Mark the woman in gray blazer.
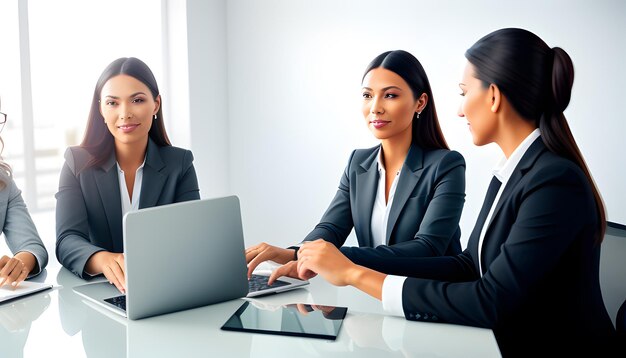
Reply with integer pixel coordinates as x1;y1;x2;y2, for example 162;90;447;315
246;50;466;279
0;106;48;288
55;58;200;293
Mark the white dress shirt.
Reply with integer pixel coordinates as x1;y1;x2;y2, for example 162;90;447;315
381;129;542;317
84;159;145;277
371;147;402;247
117;159;146;217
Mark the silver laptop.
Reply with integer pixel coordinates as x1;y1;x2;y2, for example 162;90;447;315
73;196;308;320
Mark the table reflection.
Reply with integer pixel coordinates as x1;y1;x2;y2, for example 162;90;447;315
56;267;253;357
57;267;126;358
0;286;51;358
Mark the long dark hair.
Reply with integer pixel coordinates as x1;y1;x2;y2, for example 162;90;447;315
80;57;171;170
465;28;606;244
362;50;449;150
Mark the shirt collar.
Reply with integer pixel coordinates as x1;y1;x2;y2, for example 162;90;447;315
377;147;385;172
376;147;402;175
116;157;147;173
493;128;541;183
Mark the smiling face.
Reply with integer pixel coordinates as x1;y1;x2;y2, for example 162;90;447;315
458;62;498;146
100;74;160;148
361;67;421;142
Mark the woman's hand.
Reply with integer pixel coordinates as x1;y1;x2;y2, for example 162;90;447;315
268;260;317;285
298;239;386;300
0;254;31;288
86;251;126;293
245;242;296;278
296;239;359;287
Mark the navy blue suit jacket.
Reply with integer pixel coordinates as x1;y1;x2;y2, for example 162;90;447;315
55;139;200;278
302;143;466;260
345;138;616;353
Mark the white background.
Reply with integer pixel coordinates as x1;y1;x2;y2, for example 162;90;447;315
2;0;624;253
185;0;625;249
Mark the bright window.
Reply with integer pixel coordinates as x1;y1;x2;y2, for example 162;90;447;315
1;0;163;212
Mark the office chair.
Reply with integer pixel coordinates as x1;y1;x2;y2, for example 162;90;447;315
617;299;626;333
599;222;626;330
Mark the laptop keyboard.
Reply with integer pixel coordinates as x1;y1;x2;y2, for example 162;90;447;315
101;275;289;309
104;295;127;311
248;274;290;293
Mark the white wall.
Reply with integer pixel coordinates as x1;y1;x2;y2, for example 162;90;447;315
186;0;626;249
186;0;231;199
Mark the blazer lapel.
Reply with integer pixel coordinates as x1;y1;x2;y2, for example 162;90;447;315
355;147;379;248
139;139;167;209
95;151;124;252
486;138;546;229
386;144;423;245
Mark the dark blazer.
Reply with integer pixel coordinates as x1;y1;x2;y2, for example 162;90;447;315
346;138;616;354
55;139;200;278
303;143;465;262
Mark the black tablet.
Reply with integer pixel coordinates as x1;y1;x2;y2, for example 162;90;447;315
221;301;348;340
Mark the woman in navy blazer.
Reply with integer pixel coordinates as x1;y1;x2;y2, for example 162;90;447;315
0;105;48;287
246;50;466;278
55;58;200;292
292;29;617;355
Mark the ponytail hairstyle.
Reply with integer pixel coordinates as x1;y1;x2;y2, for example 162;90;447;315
363;50;449;150
80;57;171;171
465;28;606;244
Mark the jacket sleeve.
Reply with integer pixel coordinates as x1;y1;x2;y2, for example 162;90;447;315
400;164;595;328
299;150;357;248
341;150;466;264
3;177;49;278
174;149;200;202
55;148;105;278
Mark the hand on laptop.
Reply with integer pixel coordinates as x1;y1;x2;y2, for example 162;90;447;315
85;251;126;294
268;260;317;285
297;239;361;287
0;254;32;289
245;243;296;279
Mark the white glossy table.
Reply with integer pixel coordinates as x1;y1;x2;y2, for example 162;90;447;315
1;260;501;357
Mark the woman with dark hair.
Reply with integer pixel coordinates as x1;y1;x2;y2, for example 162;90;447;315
246;50;466;279
0;100;48;287
55;57;200;292
290;29;617;354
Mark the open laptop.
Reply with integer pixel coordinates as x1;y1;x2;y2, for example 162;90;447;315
73;196;308;320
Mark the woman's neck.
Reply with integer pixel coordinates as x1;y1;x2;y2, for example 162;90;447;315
115;138;148;171
496;117;537;159
380;130;412;171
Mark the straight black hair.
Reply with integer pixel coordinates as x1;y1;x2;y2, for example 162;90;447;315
362;50;449;150
465;28;606;244
80;57;171;170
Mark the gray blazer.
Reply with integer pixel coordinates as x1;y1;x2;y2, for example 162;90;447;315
302;144;466;263
0;174;48;277
55;139;200;278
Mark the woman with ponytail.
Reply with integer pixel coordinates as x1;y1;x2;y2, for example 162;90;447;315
287;29;617;355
